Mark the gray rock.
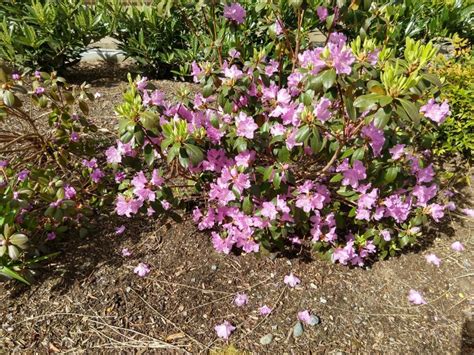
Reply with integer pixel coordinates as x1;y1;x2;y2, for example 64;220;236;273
293;321;304;337
260;333;274;345
308;315;320;326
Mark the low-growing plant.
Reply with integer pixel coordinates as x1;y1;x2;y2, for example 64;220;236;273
429;54;474;159
110;27;456;265
0;0;106;70
0;66;112;283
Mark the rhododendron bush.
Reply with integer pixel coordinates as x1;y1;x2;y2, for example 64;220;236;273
111;31;454;265
0;68;113;282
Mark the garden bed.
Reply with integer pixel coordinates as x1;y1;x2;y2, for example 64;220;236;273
1;64;473;353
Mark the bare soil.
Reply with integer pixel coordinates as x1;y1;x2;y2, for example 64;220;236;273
1;63;473;354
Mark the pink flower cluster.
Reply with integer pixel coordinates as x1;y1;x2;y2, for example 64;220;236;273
109;31;453;266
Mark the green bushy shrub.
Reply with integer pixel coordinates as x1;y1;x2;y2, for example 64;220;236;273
430;55;474;159
0;66;112;283
0;0;106;71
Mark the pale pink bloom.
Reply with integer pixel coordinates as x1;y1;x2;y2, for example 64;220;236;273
236;112;258;139
234;293;248;307
420;99;450;125
462;208;474;218
115;225;126;235
223;3;246;24
214;320;236;339
134;263;150;277
451;241;465;252
121;248;132;257
298;310;312;324
258;305;272;316
425;253;441;267
284;273;301;287
408;289;426;305
317;6;328;21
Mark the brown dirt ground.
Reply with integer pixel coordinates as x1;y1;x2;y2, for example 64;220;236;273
0;63;473;354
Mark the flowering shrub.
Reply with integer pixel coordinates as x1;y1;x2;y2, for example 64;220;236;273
111;28;456;266
0;66;112;283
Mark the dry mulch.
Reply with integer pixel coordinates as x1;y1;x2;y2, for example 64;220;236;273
0;63;473;354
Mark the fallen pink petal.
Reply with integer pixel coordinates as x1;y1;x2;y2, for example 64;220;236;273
214;320;236;339
408;289;427;305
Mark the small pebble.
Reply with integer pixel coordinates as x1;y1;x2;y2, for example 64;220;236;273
310;283;318;289
308;315;320;326
320;297;327;304
260;333;274;345
293;321;304;337
210;264;218;271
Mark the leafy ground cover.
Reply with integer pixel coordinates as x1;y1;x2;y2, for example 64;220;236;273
1;64;472;353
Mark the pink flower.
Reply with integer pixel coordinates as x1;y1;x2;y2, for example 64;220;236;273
224;65;244;80
64;185;76;199
284;273;301;287
212;232;234;254
121;248;132;257
70;132;80;142
408;289;426;305
274;19;284;35
338;159;366;189
223;3;246;24
35;87;45;95
412;184;437;207
383;194;411;223
451;241;465;252
115;195;142;217
134;263;150;277
136;77;148;91
462;208;474;218
115;225;126;235
234;293;248;307
91;169;105;183
328;38;355;75
317;6;328;21
258;305;272;316
47;232;56;241
428;203;444;222
314;97;332;122
389;144;405;160
298;310;312;324
261;201;278;220
380;230;391;241
361;123;385;157
236;112;258;139
191;61;202;82
17;170;29;181
420;99;450;125
106;146;122;164
214;320;236;339
425;253;441;267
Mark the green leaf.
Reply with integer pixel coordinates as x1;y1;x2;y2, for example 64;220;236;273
242;196;253;214
140;111;159;131
383;166;399;183
184;143;204;166
373;107;391;129
310;129;322;153
3;91;15;107
330;173;343;183
319;69;337;90
295;125;311;143
354;94;392;110
397;98;420;125
0;266;30;285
